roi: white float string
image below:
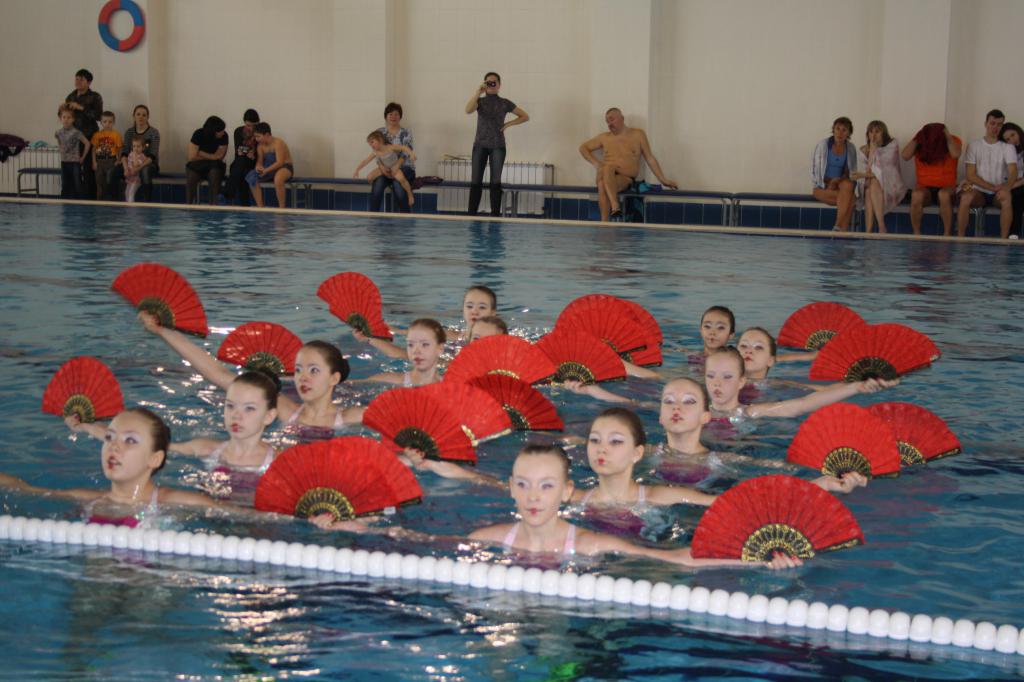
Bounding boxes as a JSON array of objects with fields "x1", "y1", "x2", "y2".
[{"x1": 2, "y1": 515, "x2": 1022, "y2": 656}]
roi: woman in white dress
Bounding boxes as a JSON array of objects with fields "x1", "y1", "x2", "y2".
[{"x1": 856, "y1": 120, "x2": 907, "y2": 234}]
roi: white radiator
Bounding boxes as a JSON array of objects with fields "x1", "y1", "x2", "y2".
[
  {"x1": 437, "y1": 158, "x2": 554, "y2": 215},
  {"x1": 0, "y1": 146, "x2": 61, "y2": 195}
]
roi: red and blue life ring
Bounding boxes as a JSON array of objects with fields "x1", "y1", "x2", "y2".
[{"x1": 98, "y1": 0, "x2": 146, "y2": 52}]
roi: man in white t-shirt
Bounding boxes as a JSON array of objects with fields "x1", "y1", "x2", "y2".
[{"x1": 957, "y1": 109, "x2": 1018, "y2": 238}]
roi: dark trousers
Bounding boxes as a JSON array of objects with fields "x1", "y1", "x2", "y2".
[
  {"x1": 60, "y1": 162, "x2": 83, "y2": 199},
  {"x1": 108, "y1": 162, "x2": 158, "y2": 202},
  {"x1": 225, "y1": 157, "x2": 255, "y2": 206},
  {"x1": 369, "y1": 167, "x2": 416, "y2": 212},
  {"x1": 186, "y1": 161, "x2": 226, "y2": 204},
  {"x1": 468, "y1": 145, "x2": 506, "y2": 216},
  {"x1": 94, "y1": 158, "x2": 116, "y2": 200},
  {"x1": 1011, "y1": 185, "x2": 1024, "y2": 236}
]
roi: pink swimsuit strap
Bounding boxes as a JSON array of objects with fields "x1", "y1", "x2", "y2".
[{"x1": 87, "y1": 486, "x2": 159, "y2": 527}]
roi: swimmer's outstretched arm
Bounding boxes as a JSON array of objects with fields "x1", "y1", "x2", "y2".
[
  {"x1": 563, "y1": 380, "x2": 634, "y2": 405},
  {"x1": 402, "y1": 448, "x2": 505, "y2": 489},
  {"x1": 352, "y1": 329, "x2": 408, "y2": 360},
  {"x1": 64, "y1": 415, "x2": 108, "y2": 441},
  {"x1": 168, "y1": 438, "x2": 222, "y2": 457},
  {"x1": 0, "y1": 473, "x2": 98, "y2": 501},
  {"x1": 139, "y1": 311, "x2": 236, "y2": 390},
  {"x1": 812, "y1": 472, "x2": 868, "y2": 494},
  {"x1": 776, "y1": 350, "x2": 818, "y2": 363},
  {"x1": 623, "y1": 361, "x2": 662, "y2": 380},
  {"x1": 645, "y1": 484, "x2": 717, "y2": 507},
  {"x1": 582, "y1": 530, "x2": 802, "y2": 570},
  {"x1": 746, "y1": 378, "x2": 898, "y2": 419}
]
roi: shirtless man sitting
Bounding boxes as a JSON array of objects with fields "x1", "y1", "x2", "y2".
[
  {"x1": 579, "y1": 108, "x2": 678, "y2": 221},
  {"x1": 246, "y1": 122, "x2": 294, "y2": 208}
]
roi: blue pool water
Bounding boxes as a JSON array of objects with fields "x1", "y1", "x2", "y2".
[{"x1": 1, "y1": 201, "x2": 1023, "y2": 679}]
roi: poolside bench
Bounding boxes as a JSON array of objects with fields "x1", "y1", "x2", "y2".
[{"x1": 16, "y1": 167, "x2": 61, "y2": 196}]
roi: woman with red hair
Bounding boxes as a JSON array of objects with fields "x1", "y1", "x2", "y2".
[{"x1": 901, "y1": 123, "x2": 961, "y2": 235}]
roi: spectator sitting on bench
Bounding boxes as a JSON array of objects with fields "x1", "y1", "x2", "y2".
[
  {"x1": 999, "y1": 121, "x2": 1024, "y2": 239},
  {"x1": 579, "y1": 108, "x2": 678, "y2": 222},
  {"x1": 109, "y1": 105, "x2": 160, "y2": 202},
  {"x1": 369, "y1": 102, "x2": 416, "y2": 213},
  {"x1": 123, "y1": 137, "x2": 148, "y2": 203},
  {"x1": 185, "y1": 115, "x2": 228, "y2": 205},
  {"x1": 354, "y1": 131, "x2": 416, "y2": 208},
  {"x1": 902, "y1": 123, "x2": 961, "y2": 236},
  {"x1": 91, "y1": 111, "x2": 122, "y2": 201},
  {"x1": 853, "y1": 120, "x2": 906, "y2": 234},
  {"x1": 246, "y1": 122, "x2": 294, "y2": 208},
  {"x1": 811, "y1": 116, "x2": 857, "y2": 232},
  {"x1": 957, "y1": 109, "x2": 1017, "y2": 239},
  {"x1": 225, "y1": 109, "x2": 260, "y2": 206}
]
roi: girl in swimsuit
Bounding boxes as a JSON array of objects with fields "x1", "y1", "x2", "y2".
[
  {"x1": 139, "y1": 312, "x2": 364, "y2": 441},
  {"x1": 0, "y1": 408, "x2": 222, "y2": 526},
  {"x1": 705, "y1": 346, "x2": 897, "y2": 423},
  {"x1": 737, "y1": 327, "x2": 822, "y2": 401},
  {"x1": 354, "y1": 131, "x2": 416, "y2": 207},
  {"x1": 468, "y1": 444, "x2": 801, "y2": 569},
  {"x1": 359, "y1": 318, "x2": 445, "y2": 386}
]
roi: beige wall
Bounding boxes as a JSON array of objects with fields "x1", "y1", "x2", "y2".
[{"x1": 2, "y1": 0, "x2": 1023, "y2": 191}]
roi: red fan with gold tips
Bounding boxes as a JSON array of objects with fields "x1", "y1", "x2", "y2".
[
  {"x1": 467, "y1": 374, "x2": 564, "y2": 431},
  {"x1": 418, "y1": 382, "x2": 512, "y2": 445},
  {"x1": 809, "y1": 323, "x2": 940, "y2": 382},
  {"x1": 866, "y1": 402, "x2": 961, "y2": 465},
  {"x1": 216, "y1": 321, "x2": 303, "y2": 375},
  {"x1": 444, "y1": 334, "x2": 557, "y2": 385},
  {"x1": 363, "y1": 387, "x2": 477, "y2": 463},
  {"x1": 254, "y1": 436, "x2": 422, "y2": 520},
  {"x1": 555, "y1": 295, "x2": 648, "y2": 355},
  {"x1": 41, "y1": 356, "x2": 124, "y2": 423},
  {"x1": 691, "y1": 474, "x2": 865, "y2": 561},
  {"x1": 787, "y1": 403, "x2": 900, "y2": 478},
  {"x1": 111, "y1": 263, "x2": 209, "y2": 337},
  {"x1": 777, "y1": 302, "x2": 866, "y2": 351},
  {"x1": 623, "y1": 344, "x2": 663, "y2": 368},
  {"x1": 316, "y1": 272, "x2": 393, "y2": 340},
  {"x1": 534, "y1": 329, "x2": 627, "y2": 384}
]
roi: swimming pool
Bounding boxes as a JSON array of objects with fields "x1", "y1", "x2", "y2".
[{"x1": 1, "y1": 200, "x2": 1023, "y2": 679}]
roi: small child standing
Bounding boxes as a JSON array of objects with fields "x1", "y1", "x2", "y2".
[
  {"x1": 123, "y1": 137, "x2": 148, "y2": 203},
  {"x1": 354, "y1": 131, "x2": 416, "y2": 207},
  {"x1": 90, "y1": 111, "x2": 123, "y2": 201},
  {"x1": 55, "y1": 104, "x2": 90, "y2": 199}
]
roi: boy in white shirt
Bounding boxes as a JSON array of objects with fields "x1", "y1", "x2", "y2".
[{"x1": 957, "y1": 109, "x2": 1018, "y2": 239}]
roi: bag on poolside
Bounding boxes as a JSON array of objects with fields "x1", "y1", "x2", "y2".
[
  {"x1": 412, "y1": 175, "x2": 444, "y2": 190},
  {"x1": 41, "y1": 356, "x2": 124, "y2": 423},
  {"x1": 0, "y1": 133, "x2": 27, "y2": 162}
]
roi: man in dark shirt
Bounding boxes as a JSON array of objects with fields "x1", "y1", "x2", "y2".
[{"x1": 65, "y1": 69, "x2": 103, "y2": 199}]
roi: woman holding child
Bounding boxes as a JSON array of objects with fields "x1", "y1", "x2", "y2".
[
  {"x1": 109, "y1": 104, "x2": 160, "y2": 202},
  {"x1": 369, "y1": 102, "x2": 416, "y2": 213}
]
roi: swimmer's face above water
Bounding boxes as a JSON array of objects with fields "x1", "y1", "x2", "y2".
[
  {"x1": 704, "y1": 353, "x2": 744, "y2": 408},
  {"x1": 102, "y1": 412, "x2": 164, "y2": 484},
  {"x1": 660, "y1": 378, "x2": 711, "y2": 434},
  {"x1": 406, "y1": 325, "x2": 444, "y2": 371},
  {"x1": 700, "y1": 311, "x2": 733, "y2": 352},
  {"x1": 462, "y1": 290, "x2": 495, "y2": 325},
  {"x1": 509, "y1": 452, "x2": 573, "y2": 526},
  {"x1": 587, "y1": 416, "x2": 644, "y2": 477},
  {"x1": 293, "y1": 347, "x2": 341, "y2": 403},
  {"x1": 469, "y1": 320, "x2": 503, "y2": 343},
  {"x1": 223, "y1": 381, "x2": 276, "y2": 439},
  {"x1": 738, "y1": 329, "x2": 775, "y2": 377}
]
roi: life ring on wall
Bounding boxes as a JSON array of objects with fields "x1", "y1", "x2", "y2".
[{"x1": 98, "y1": 0, "x2": 146, "y2": 52}]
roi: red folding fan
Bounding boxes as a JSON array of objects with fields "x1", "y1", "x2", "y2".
[
  {"x1": 562, "y1": 294, "x2": 664, "y2": 347},
  {"x1": 316, "y1": 272, "x2": 392, "y2": 340},
  {"x1": 215, "y1": 321, "x2": 303, "y2": 375},
  {"x1": 787, "y1": 403, "x2": 900, "y2": 477},
  {"x1": 777, "y1": 302, "x2": 866, "y2": 351},
  {"x1": 418, "y1": 382, "x2": 512, "y2": 444},
  {"x1": 466, "y1": 374, "x2": 564, "y2": 431},
  {"x1": 111, "y1": 263, "x2": 209, "y2": 337},
  {"x1": 254, "y1": 436, "x2": 422, "y2": 519},
  {"x1": 444, "y1": 334, "x2": 557, "y2": 385},
  {"x1": 362, "y1": 387, "x2": 477, "y2": 463},
  {"x1": 691, "y1": 474, "x2": 865, "y2": 561},
  {"x1": 866, "y1": 402, "x2": 961, "y2": 465},
  {"x1": 555, "y1": 296, "x2": 648, "y2": 355},
  {"x1": 41, "y1": 356, "x2": 124, "y2": 423},
  {"x1": 623, "y1": 344, "x2": 663, "y2": 368},
  {"x1": 809, "y1": 323, "x2": 940, "y2": 381},
  {"x1": 534, "y1": 329, "x2": 627, "y2": 384}
]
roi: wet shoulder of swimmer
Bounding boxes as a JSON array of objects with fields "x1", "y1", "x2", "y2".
[{"x1": 359, "y1": 318, "x2": 445, "y2": 387}]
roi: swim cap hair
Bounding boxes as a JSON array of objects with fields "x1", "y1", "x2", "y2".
[
  {"x1": 475, "y1": 315, "x2": 508, "y2": 334},
  {"x1": 410, "y1": 318, "x2": 446, "y2": 344},
  {"x1": 742, "y1": 327, "x2": 778, "y2": 357},
  {"x1": 518, "y1": 443, "x2": 571, "y2": 479},
  {"x1": 595, "y1": 407, "x2": 647, "y2": 446},
  {"x1": 466, "y1": 285, "x2": 497, "y2": 310},
  {"x1": 123, "y1": 407, "x2": 171, "y2": 472},
  {"x1": 664, "y1": 377, "x2": 711, "y2": 411},
  {"x1": 709, "y1": 346, "x2": 746, "y2": 377},
  {"x1": 702, "y1": 305, "x2": 736, "y2": 334},
  {"x1": 302, "y1": 340, "x2": 350, "y2": 382},
  {"x1": 233, "y1": 370, "x2": 281, "y2": 409}
]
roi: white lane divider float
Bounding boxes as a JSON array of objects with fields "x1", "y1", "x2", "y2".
[{"x1": 2, "y1": 515, "x2": 1022, "y2": 656}]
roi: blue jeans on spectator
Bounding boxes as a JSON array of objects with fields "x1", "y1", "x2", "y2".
[
  {"x1": 369, "y1": 166, "x2": 416, "y2": 212},
  {"x1": 468, "y1": 145, "x2": 506, "y2": 216},
  {"x1": 60, "y1": 162, "x2": 83, "y2": 199},
  {"x1": 108, "y1": 162, "x2": 158, "y2": 201}
]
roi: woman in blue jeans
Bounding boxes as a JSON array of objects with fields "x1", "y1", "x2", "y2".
[
  {"x1": 464, "y1": 72, "x2": 529, "y2": 216},
  {"x1": 369, "y1": 102, "x2": 416, "y2": 212}
]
